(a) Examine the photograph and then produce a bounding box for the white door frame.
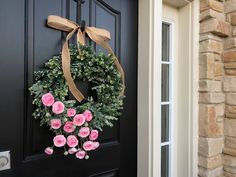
[137,0,199,177]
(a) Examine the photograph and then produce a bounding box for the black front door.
[0,0,138,176]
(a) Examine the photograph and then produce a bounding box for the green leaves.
[29,45,124,131]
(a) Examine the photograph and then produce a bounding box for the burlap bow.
[47,15,125,102]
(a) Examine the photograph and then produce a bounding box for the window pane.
[161,64,169,102]
[161,105,169,143]
[161,145,169,177]
[162,23,170,61]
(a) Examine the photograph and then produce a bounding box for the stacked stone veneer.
[199,0,227,176]
[199,0,236,177]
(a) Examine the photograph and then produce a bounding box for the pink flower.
[92,142,100,150]
[83,110,93,121]
[50,119,61,129]
[75,150,85,159]
[67,135,78,148]
[73,114,85,126]
[44,147,53,155]
[63,121,75,133]
[83,141,94,151]
[78,127,90,138]
[89,130,99,141]
[68,147,77,154]
[41,93,54,106]
[53,135,66,147]
[67,108,76,117]
[52,101,65,114]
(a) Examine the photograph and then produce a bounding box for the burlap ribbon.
[47,15,125,102]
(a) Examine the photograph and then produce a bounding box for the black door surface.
[0,0,137,177]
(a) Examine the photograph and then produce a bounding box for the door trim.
[137,0,199,177]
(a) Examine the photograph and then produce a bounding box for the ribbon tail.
[62,29,85,102]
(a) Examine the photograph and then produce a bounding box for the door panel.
[0,0,137,177]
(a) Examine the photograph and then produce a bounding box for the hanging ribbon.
[47,15,125,102]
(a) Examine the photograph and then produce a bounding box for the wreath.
[29,15,125,159]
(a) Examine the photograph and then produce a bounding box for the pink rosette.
[50,119,61,129]
[44,147,53,155]
[89,130,99,141]
[92,142,100,150]
[52,101,65,114]
[78,127,90,138]
[75,150,86,159]
[83,141,94,151]
[67,108,76,117]
[63,121,75,133]
[73,114,85,126]
[68,147,77,154]
[67,135,78,148]
[53,135,66,147]
[83,110,93,122]
[41,93,54,106]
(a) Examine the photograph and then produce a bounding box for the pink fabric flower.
[63,121,75,133]
[83,141,94,151]
[44,147,53,155]
[92,142,100,150]
[67,135,78,148]
[78,127,90,138]
[68,147,77,154]
[73,114,85,126]
[52,101,65,114]
[83,110,93,121]
[50,119,61,129]
[53,135,66,147]
[67,108,76,117]
[89,130,99,140]
[41,93,54,106]
[75,150,86,159]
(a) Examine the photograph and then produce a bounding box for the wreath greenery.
[29,45,124,159]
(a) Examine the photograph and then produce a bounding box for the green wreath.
[29,45,124,159]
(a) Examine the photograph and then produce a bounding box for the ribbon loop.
[47,15,125,102]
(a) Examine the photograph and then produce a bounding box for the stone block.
[215,62,224,77]
[223,51,236,62]
[199,154,222,169]
[224,118,236,137]
[200,9,225,22]
[226,93,236,105]
[225,63,236,69]
[199,104,224,137]
[200,0,224,13]
[223,76,236,92]
[199,80,222,92]
[226,69,236,76]
[200,53,215,79]
[224,155,236,167]
[224,38,236,50]
[199,93,225,103]
[199,137,224,157]
[225,137,236,149]
[224,147,236,157]
[225,0,236,13]
[200,39,223,54]
[201,19,231,37]
[198,166,223,177]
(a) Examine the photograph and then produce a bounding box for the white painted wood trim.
[138,0,199,177]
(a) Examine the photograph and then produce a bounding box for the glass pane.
[161,105,169,142]
[161,145,169,177]
[161,64,169,102]
[162,23,170,61]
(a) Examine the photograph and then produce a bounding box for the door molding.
[137,0,199,177]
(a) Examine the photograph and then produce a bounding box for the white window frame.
[137,0,199,177]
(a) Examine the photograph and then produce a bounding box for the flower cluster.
[42,93,100,159]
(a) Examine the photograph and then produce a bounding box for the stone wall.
[199,0,236,177]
